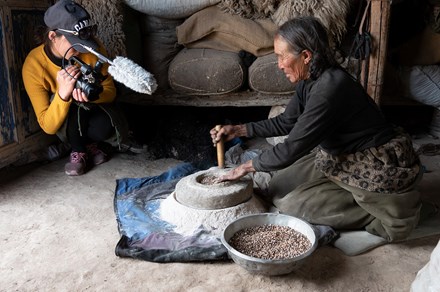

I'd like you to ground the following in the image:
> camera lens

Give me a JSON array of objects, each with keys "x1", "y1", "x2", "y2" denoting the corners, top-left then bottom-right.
[{"x1": 76, "y1": 78, "x2": 102, "y2": 101}]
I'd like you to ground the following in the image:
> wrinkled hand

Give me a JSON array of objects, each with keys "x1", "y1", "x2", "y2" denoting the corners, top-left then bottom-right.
[
  {"x1": 210, "y1": 124, "x2": 246, "y2": 147},
  {"x1": 56, "y1": 65, "x2": 88, "y2": 102},
  {"x1": 215, "y1": 160, "x2": 255, "y2": 182}
]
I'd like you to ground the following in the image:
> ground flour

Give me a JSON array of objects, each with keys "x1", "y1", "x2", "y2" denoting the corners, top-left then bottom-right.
[{"x1": 159, "y1": 192, "x2": 267, "y2": 237}]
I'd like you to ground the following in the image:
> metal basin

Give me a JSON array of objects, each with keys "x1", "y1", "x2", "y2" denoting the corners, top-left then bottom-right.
[{"x1": 221, "y1": 213, "x2": 317, "y2": 276}]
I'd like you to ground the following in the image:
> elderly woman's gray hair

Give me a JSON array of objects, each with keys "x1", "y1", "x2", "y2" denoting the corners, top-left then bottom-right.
[{"x1": 277, "y1": 16, "x2": 338, "y2": 80}]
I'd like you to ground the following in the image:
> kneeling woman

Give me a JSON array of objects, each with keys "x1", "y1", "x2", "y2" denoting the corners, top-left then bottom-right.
[
  {"x1": 211, "y1": 16, "x2": 422, "y2": 242},
  {"x1": 22, "y1": 0, "x2": 127, "y2": 176}
]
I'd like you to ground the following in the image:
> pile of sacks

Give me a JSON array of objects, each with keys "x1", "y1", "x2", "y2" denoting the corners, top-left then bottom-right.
[{"x1": 124, "y1": 0, "x2": 352, "y2": 96}]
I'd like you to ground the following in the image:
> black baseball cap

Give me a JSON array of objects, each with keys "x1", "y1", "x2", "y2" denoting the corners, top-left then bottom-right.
[{"x1": 44, "y1": 0, "x2": 98, "y2": 53}]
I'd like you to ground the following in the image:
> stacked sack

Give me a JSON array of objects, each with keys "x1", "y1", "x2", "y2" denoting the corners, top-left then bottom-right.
[{"x1": 124, "y1": 0, "x2": 352, "y2": 96}]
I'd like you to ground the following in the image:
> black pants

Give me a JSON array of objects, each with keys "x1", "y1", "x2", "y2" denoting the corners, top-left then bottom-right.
[{"x1": 66, "y1": 103, "x2": 114, "y2": 153}]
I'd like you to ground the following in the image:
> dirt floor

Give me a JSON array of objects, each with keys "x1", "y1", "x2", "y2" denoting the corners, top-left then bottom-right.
[{"x1": 1, "y1": 113, "x2": 440, "y2": 291}]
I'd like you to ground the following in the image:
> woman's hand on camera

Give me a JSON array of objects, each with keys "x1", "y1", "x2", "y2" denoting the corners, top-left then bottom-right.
[
  {"x1": 71, "y1": 88, "x2": 89, "y2": 102},
  {"x1": 57, "y1": 65, "x2": 82, "y2": 101}
]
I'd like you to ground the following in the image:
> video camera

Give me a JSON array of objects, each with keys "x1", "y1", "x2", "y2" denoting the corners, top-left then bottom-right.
[
  {"x1": 65, "y1": 43, "x2": 157, "y2": 96},
  {"x1": 67, "y1": 56, "x2": 106, "y2": 101}
]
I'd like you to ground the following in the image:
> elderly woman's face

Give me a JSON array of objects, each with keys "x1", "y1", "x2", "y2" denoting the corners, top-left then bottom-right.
[{"x1": 274, "y1": 36, "x2": 311, "y2": 83}]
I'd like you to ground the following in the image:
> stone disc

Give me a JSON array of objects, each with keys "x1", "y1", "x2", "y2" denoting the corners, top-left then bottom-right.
[{"x1": 175, "y1": 167, "x2": 253, "y2": 210}]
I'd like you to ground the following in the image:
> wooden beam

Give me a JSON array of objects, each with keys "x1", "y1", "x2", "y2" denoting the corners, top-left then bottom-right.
[
  {"x1": 0, "y1": 132, "x2": 56, "y2": 169},
  {"x1": 367, "y1": 0, "x2": 391, "y2": 105},
  {"x1": 118, "y1": 90, "x2": 292, "y2": 107}
]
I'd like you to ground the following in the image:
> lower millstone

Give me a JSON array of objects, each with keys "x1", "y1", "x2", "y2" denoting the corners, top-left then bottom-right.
[{"x1": 174, "y1": 167, "x2": 253, "y2": 210}]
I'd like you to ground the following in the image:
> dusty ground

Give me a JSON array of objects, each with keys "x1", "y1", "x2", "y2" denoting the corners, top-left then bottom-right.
[{"x1": 1, "y1": 133, "x2": 439, "y2": 291}]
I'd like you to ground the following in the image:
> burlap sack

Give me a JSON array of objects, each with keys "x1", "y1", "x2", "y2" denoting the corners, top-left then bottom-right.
[
  {"x1": 168, "y1": 48, "x2": 246, "y2": 95},
  {"x1": 123, "y1": 0, "x2": 220, "y2": 19},
  {"x1": 248, "y1": 53, "x2": 295, "y2": 94},
  {"x1": 176, "y1": 5, "x2": 277, "y2": 57},
  {"x1": 140, "y1": 15, "x2": 183, "y2": 90}
]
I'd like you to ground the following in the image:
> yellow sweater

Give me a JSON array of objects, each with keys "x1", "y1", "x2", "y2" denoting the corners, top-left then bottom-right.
[{"x1": 22, "y1": 44, "x2": 116, "y2": 135}]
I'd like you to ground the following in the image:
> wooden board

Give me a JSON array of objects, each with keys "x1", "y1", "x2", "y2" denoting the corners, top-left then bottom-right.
[
  {"x1": 0, "y1": 0, "x2": 53, "y2": 168},
  {"x1": 367, "y1": 0, "x2": 391, "y2": 105},
  {"x1": 118, "y1": 90, "x2": 293, "y2": 107}
]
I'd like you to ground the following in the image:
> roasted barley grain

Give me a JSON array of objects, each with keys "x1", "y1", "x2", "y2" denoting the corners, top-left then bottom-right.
[{"x1": 228, "y1": 224, "x2": 311, "y2": 260}]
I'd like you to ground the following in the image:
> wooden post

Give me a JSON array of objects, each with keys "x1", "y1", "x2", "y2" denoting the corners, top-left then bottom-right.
[{"x1": 366, "y1": 0, "x2": 391, "y2": 105}]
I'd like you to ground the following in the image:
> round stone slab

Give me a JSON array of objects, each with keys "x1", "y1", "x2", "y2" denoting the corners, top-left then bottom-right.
[{"x1": 175, "y1": 167, "x2": 253, "y2": 210}]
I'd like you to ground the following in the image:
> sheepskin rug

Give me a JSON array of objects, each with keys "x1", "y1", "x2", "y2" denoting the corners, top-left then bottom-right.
[
  {"x1": 77, "y1": 0, "x2": 126, "y2": 58},
  {"x1": 218, "y1": 0, "x2": 352, "y2": 45}
]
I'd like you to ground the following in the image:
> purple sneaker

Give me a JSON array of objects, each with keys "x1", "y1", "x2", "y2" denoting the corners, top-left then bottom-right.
[
  {"x1": 65, "y1": 152, "x2": 87, "y2": 176},
  {"x1": 86, "y1": 143, "x2": 108, "y2": 166}
]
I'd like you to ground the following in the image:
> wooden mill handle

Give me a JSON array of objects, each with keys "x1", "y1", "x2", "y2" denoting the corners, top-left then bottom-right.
[{"x1": 215, "y1": 125, "x2": 225, "y2": 169}]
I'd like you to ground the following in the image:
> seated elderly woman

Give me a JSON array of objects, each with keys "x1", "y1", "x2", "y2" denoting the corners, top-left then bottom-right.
[{"x1": 211, "y1": 16, "x2": 423, "y2": 242}]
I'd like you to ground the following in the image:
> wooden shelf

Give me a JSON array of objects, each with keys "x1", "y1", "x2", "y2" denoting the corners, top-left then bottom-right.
[{"x1": 118, "y1": 89, "x2": 293, "y2": 107}]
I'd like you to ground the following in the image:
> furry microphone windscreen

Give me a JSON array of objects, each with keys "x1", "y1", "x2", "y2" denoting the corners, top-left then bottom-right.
[{"x1": 108, "y1": 56, "x2": 158, "y2": 95}]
